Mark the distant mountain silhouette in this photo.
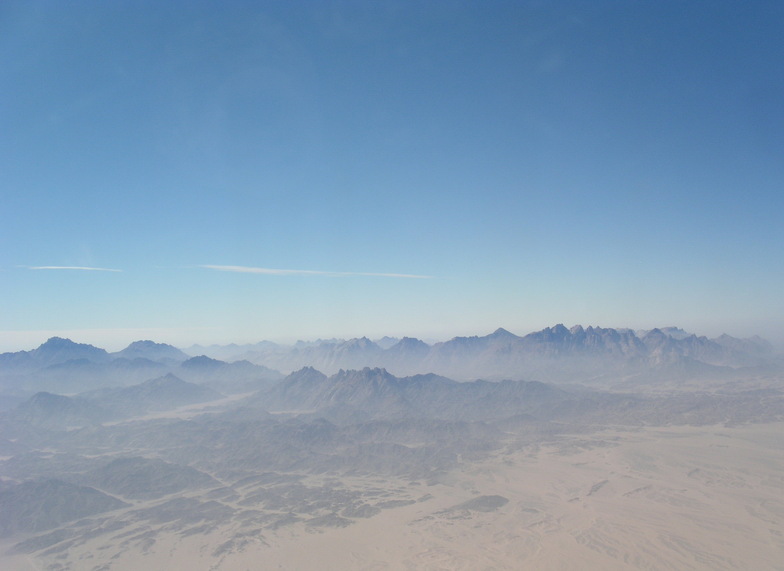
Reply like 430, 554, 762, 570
0, 339, 283, 395
0, 337, 112, 368
85, 374, 222, 417
0, 327, 777, 394
113, 340, 189, 363
238, 324, 775, 381
178, 356, 283, 393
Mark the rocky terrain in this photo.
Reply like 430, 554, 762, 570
0, 326, 782, 569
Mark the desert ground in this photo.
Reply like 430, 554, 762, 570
3, 421, 782, 571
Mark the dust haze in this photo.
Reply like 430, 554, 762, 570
1, 325, 783, 570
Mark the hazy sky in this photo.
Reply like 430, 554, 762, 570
2, 1, 783, 351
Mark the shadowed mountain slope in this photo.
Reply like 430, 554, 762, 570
84, 374, 223, 417
80, 456, 220, 500
257, 367, 568, 421
9, 392, 112, 429
0, 479, 128, 536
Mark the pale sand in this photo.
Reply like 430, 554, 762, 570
6, 422, 784, 570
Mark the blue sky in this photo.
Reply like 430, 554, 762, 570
2, 0, 783, 351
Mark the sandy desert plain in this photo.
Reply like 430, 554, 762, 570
2, 421, 783, 570
238, 423, 784, 571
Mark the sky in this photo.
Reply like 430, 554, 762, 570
1, 0, 783, 351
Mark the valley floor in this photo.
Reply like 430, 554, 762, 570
4, 421, 784, 570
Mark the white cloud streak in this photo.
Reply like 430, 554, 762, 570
25, 266, 122, 272
200, 265, 432, 279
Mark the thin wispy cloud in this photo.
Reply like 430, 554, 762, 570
200, 265, 432, 279
25, 266, 123, 272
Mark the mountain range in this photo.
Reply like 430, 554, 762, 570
1, 327, 782, 569
5, 374, 223, 430
0, 338, 282, 401
197, 325, 777, 381
0, 326, 778, 405
253, 366, 569, 423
